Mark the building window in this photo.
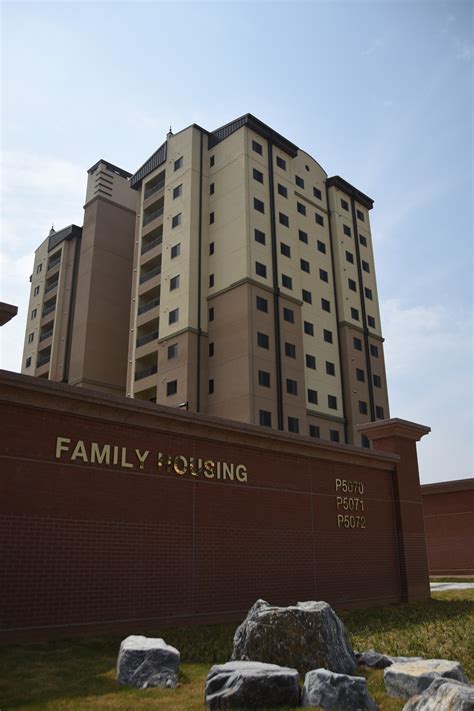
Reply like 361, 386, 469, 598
345, 251, 354, 264
359, 400, 368, 415
258, 370, 270, 387
169, 308, 179, 324
208, 379, 214, 394
370, 344, 379, 357
326, 361, 335, 376
302, 289, 312, 304
356, 368, 365, 382
376, 405, 385, 419
330, 430, 340, 443
362, 260, 370, 273
209, 242, 215, 255
328, 395, 337, 410
25, 356, 31, 368
171, 243, 181, 259
321, 298, 330, 312
280, 243, 291, 257
351, 307, 359, 321
286, 378, 298, 395
365, 287, 373, 300
309, 424, 320, 438
209, 211, 215, 225
288, 417, 299, 433
210, 182, 215, 195
174, 157, 183, 171
34, 286, 40, 296
209, 342, 214, 357
170, 275, 180, 291
255, 229, 266, 245
361, 435, 370, 448
282, 274, 292, 289
323, 329, 333, 343
36, 263, 42, 274
313, 187, 322, 199
276, 156, 286, 170
367, 315, 376, 328
259, 410, 272, 427
295, 175, 304, 189
357, 209, 365, 221
255, 262, 267, 278
341, 199, 349, 211
252, 139, 263, 155
299, 230, 308, 244
209, 274, 214, 288
172, 213, 182, 229
283, 307, 294, 323
253, 168, 264, 184
279, 212, 289, 227
308, 388, 318, 404
353, 337, 362, 351
304, 321, 314, 336
254, 198, 265, 213
285, 342, 296, 358
209, 307, 214, 322
167, 380, 177, 396
168, 343, 178, 359
315, 212, 324, 226
319, 268, 328, 282
31, 308, 37, 319
278, 183, 288, 198
317, 240, 326, 253
373, 374, 382, 388
256, 295, 268, 312
297, 202, 306, 216
173, 184, 182, 199
301, 259, 310, 273
343, 224, 351, 237
306, 354, 316, 369
28, 333, 34, 343
210, 155, 215, 167
348, 278, 357, 292
359, 234, 368, 247
257, 332, 269, 349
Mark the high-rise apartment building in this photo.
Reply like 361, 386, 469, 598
127, 114, 390, 445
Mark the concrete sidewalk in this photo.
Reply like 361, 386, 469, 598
430, 582, 474, 591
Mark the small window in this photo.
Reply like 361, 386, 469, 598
255, 262, 267, 278
252, 140, 263, 155
258, 370, 270, 387
345, 251, 354, 264
209, 242, 215, 256
167, 380, 177, 396
356, 368, 365, 382
348, 278, 357, 292
357, 209, 365, 221
286, 378, 298, 395
309, 424, 320, 438
173, 184, 182, 199
208, 379, 214, 394
257, 332, 269, 349
295, 175, 304, 189
168, 343, 178, 359
368, 315, 376, 328
330, 430, 340, 443
362, 260, 370, 273
171, 243, 181, 259
373, 374, 382, 388
253, 168, 264, 184
209, 342, 214, 357
323, 329, 333, 343
28, 333, 34, 343
256, 295, 268, 312
328, 395, 338, 410
306, 354, 316, 369
343, 224, 351, 237
319, 268, 328, 282
280, 243, 291, 257
174, 157, 183, 171
359, 234, 368, 247
255, 229, 266, 245
31, 308, 37, 319
315, 212, 324, 226
276, 156, 286, 170
285, 342, 296, 358
304, 321, 314, 336
341, 198, 349, 211
361, 435, 370, 448
209, 307, 214, 322
172, 213, 182, 228
308, 388, 318, 404
34, 286, 40, 296
313, 187, 322, 200
299, 230, 308, 244
365, 287, 373, 300
288, 417, 299, 433
376, 405, 385, 419
279, 212, 289, 227
326, 361, 335, 376
283, 307, 294, 323
209, 211, 215, 224
321, 298, 330, 312
297, 202, 306, 216
36, 263, 42, 274
278, 183, 288, 198
170, 275, 180, 291
260, 409, 272, 427
210, 182, 215, 195
169, 308, 179, 324
351, 307, 359, 321
300, 259, 310, 273
25, 356, 32, 368
282, 274, 292, 289
254, 198, 265, 213
353, 337, 362, 351
359, 400, 368, 415
301, 289, 312, 304
370, 344, 379, 358
209, 274, 214, 287
317, 240, 326, 253
210, 155, 215, 167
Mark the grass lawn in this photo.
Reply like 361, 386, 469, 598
1, 590, 473, 711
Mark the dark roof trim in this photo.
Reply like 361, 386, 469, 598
48, 224, 82, 252
209, 113, 298, 157
421, 478, 474, 495
130, 142, 167, 190
87, 160, 132, 179
326, 175, 374, 210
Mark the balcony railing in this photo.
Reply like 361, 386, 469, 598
47, 257, 61, 271
139, 266, 161, 284
144, 179, 165, 200
39, 329, 54, 342
136, 330, 159, 347
137, 297, 160, 315
135, 364, 158, 381
37, 352, 51, 367
45, 280, 58, 294
141, 236, 162, 255
42, 303, 56, 317
143, 206, 163, 227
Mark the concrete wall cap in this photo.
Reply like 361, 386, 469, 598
357, 418, 431, 442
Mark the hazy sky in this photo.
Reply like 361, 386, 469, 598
0, 0, 472, 484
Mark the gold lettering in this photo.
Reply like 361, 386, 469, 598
189, 457, 203, 476
335, 478, 342, 491
91, 442, 110, 465
204, 460, 215, 478
55, 436, 71, 459
71, 440, 88, 462
157, 453, 173, 472
235, 464, 247, 483
113, 446, 119, 465
173, 455, 188, 475
135, 449, 149, 470
121, 448, 133, 469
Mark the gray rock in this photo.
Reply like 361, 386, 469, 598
403, 677, 474, 710
204, 661, 300, 709
302, 668, 378, 710
231, 599, 356, 675
116, 635, 180, 688
384, 659, 469, 699
356, 649, 423, 669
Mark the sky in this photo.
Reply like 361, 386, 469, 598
0, 0, 472, 484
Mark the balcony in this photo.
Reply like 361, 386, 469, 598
138, 297, 160, 315
37, 349, 51, 368
45, 279, 58, 295
144, 179, 165, 200
143, 204, 163, 227
40, 328, 54, 342
141, 235, 163, 255
140, 265, 161, 284
135, 364, 158, 381
42, 301, 56, 318
47, 254, 61, 271
136, 330, 158, 348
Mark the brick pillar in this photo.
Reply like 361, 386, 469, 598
358, 418, 431, 602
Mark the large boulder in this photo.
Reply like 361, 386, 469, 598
204, 661, 300, 709
231, 599, 356, 675
403, 677, 474, 710
301, 668, 378, 710
356, 649, 423, 669
116, 635, 180, 688
384, 659, 469, 699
